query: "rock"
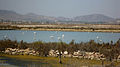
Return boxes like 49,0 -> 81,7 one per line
64,51 -> 68,55
12,52 -> 16,55
5,50 -> 10,53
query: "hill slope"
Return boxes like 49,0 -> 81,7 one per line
0,10 -> 116,24
73,14 -> 115,22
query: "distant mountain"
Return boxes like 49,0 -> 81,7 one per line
0,10 -> 23,21
73,14 -> 115,22
23,13 -> 56,22
0,10 -> 57,22
0,10 -> 117,24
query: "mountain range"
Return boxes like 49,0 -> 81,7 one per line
0,10 -> 117,24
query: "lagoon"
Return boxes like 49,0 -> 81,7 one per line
0,30 -> 120,43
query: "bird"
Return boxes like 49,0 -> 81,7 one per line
62,34 -> 64,38
96,36 -> 99,39
4,35 -> 7,38
50,36 -> 54,39
99,40 -> 102,42
33,32 -> 36,34
58,37 -> 61,40
33,32 -> 37,41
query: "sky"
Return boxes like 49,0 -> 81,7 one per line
0,0 -> 120,18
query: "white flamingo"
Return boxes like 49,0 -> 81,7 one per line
34,32 -> 36,34
58,37 -> 61,40
62,34 -> 64,39
4,35 -> 7,38
99,40 -> 102,42
33,32 -> 37,40
96,36 -> 99,39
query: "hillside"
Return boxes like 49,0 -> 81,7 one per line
0,10 -> 117,24
73,14 -> 115,22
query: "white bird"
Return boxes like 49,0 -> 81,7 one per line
96,36 -> 99,39
58,37 -> 61,40
4,35 -> 7,38
33,32 -> 37,41
50,36 -> 54,39
34,32 -> 36,34
62,34 -> 64,38
99,40 -> 102,42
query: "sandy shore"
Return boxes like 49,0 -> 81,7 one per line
0,24 -> 120,33
19,28 -> 120,33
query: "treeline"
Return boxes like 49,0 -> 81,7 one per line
0,39 -> 120,61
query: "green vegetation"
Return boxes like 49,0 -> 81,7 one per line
0,39 -> 120,62
0,39 -> 120,67
1,55 -> 120,67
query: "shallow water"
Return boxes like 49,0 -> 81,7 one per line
0,30 -> 120,43
0,57 -> 51,67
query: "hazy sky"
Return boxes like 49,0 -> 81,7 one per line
0,0 -> 120,18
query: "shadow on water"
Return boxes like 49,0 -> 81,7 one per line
0,57 -> 51,67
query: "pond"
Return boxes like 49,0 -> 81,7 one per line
0,30 -> 120,43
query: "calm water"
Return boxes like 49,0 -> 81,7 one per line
0,30 -> 120,43
0,57 -> 103,67
0,57 -> 51,67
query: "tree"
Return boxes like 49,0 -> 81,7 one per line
67,40 -> 76,54
18,40 -> 27,49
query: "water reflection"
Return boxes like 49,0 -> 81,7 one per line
0,57 -> 51,67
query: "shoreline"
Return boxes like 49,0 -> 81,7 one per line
0,24 -> 120,33
21,28 -> 120,33
1,28 -> 120,33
